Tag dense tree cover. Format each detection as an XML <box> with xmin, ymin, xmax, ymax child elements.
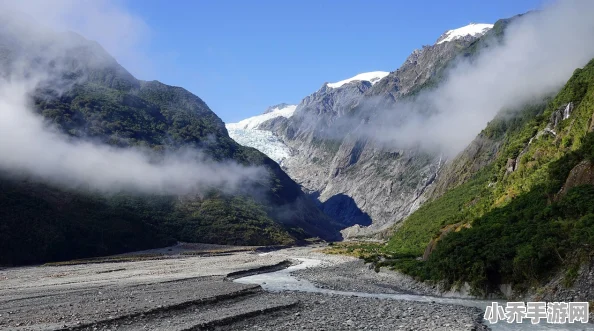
<box><xmin>0</xmin><ymin>176</ymin><xmax>295</xmax><ymax>265</ymax></box>
<box><xmin>0</xmin><ymin>37</ymin><xmax>337</xmax><ymax>266</ymax></box>
<box><xmin>0</xmin><ymin>177</ymin><xmax>174</xmax><ymax>265</ymax></box>
<box><xmin>380</xmin><ymin>58</ymin><xmax>594</xmax><ymax>296</ymax></box>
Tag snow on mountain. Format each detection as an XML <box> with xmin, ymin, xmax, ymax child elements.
<box><xmin>436</xmin><ymin>23</ymin><xmax>493</xmax><ymax>44</ymax></box>
<box><xmin>326</xmin><ymin>71</ymin><xmax>390</xmax><ymax>89</ymax></box>
<box><xmin>226</xmin><ymin>104</ymin><xmax>296</xmax><ymax>130</ymax></box>
<box><xmin>226</xmin><ymin>104</ymin><xmax>296</xmax><ymax>164</ymax></box>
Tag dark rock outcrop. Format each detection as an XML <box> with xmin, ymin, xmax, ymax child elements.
<box><xmin>557</xmin><ymin>160</ymin><xmax>594</xmax><ymax>199</ymax></box>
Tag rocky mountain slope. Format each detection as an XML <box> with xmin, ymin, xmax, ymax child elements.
<box><xmin>234</xmin><ymin>24</ymin><xmax>495</xmax><ymax>237</ymax></box>
<box><xmin>0</xmin><ymin>25</ymin><xmax>340</xmax><ymax>265</ymax></box>
<box><xmin>382</xmin><ymin>57</ymin><xmax>594</xmax><ymax>297</ymax></box>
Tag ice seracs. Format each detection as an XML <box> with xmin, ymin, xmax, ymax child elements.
<box><xmin>226</xmin><ymin>104</ymin><xmax>296</xmax><ymax>164</ymax></box>
<box><xmin>326</xmin><ymin>71</ymin><xmax>390</xmax><ymax>89</ymax></box>
<box><xmin>436</xmin><ymin>23</ymin><xmax>493</xmax><ymax>44</ymax></box>
<box><xmin>226</xmin><ymin>128</ymin><xmax>292</xmax><ymax>164</ymax></box>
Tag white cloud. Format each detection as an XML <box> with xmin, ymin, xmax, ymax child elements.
<box><xmin>1</xmin><ymin>0</ymin><xmax>153</xmax><ymax>78</ymax></box>
<box><xmin>0</xmin><ymin>1</ymin><xmax>268</xmax><ymax>196</ymax></box>
<box><xmin>359</xmin><ymin>0</ymin><xmax>594</xmax><ymax>156</ymax></box>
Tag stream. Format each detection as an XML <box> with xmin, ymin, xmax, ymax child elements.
<box><xmin>235</xmin><ymin>257</ymin><xmax>593</xmax><ymax>331</ymax></box>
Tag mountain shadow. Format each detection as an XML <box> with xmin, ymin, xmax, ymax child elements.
<box><xmin>310</xmin><ymin>192</ymin><xmax>372</xmax><ymax>229</ymax></box>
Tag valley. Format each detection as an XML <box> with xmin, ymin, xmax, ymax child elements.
<box><xmin>3</xmin><ymin>0</ymin><xmax>594</xmax><ymax>330</ymax></box>
<box><xmin>0</xmin><ymin>245</ymin><xmax>488</xmax><ymax>331</ymax></box>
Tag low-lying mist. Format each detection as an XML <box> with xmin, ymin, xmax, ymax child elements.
<box><xmin>0</xmin><ymin>2</ymin><xmax>268</xmax><ymax>197</ymax></box>
<box><xmin>0</xmin><ymin>77</ymin><xmax>267</xmax><ymax>195</ymax></box>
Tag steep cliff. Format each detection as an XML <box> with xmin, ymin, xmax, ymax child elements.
<box><xmin>253</xmin><ymin>27</ymin><xmax>493</xmax><ymax>237</ymax></box>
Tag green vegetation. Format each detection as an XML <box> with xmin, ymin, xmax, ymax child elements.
<box><xmin>166</xmin><ymin>195</ymin><xmax>295</xmax><ymax>246</ymax></box>
<box><xmin>0</xmin><ymin>177</ymin><xmax>295</xmax><ymax>265</ymax></box>
<box><xmin>386</xmin><ymin>100</ymin><xmax>550</xmax><ymax>258</ymax></box>
<box><xmin>385</xmin><ymin>169</ymin><xmax>494</xmax><ymax>257</ymax></box>
<box><xmin>36</xmin><ymin>81</ymin><xmax>238</xmax><ymax>160</ymax></box>
<box><xmin>380</xmin><ymin>58</ymin><xmax>594</xmax><ymax>296</ymax></box>
<box><xmin>322</xmin><ymin>241</ymin><xmax>384</xmax><ymax>260</ymax></box>
<box><xmin>0</xmin><ymin>42</ymin><xmax>336</xmax><ymax>266</ymax></box>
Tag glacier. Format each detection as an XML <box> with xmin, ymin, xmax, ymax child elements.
<box><xmin>226</xmin><ymin>104</ymin><xmax>296</xmax><ymax>164</ymax></box>
<box><xmin>225</xmin><ymin>69</ymin><xmax>390</xmax><ymax>165</ymax></box>
<box><xmin>227</xmin><ymin>128</ymin><xmax>292</xmax><ymax>165</ymax></box>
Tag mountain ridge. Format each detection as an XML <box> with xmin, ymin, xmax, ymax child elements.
<box><xmin>436</xmin><ymin>23</ymin><xmax>494</xmax><ymax>44</ymax></box>
<box><xmin>0</xmin><ymin>27</ymin><xmax>341</xmax><ymax>265</ymax></box>
<box><xmin>236</xmin><ymin>25</ymin><xmax>492</xmax><ymax>235</ymax></box>
<box><xmin>326</xmin><ymin>71</ymin><xmax>390</xmax><ymax>89</ymax></box>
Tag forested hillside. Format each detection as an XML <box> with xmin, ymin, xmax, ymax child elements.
<box><xmin>0</xmin><ymin>31</ymin><xmax>339</xmax><ymax>266</ymax></box>
<box><xmin>382</xmin><ymin>58</ymin><xmax>594</xmax><ymax>296</ymax></box>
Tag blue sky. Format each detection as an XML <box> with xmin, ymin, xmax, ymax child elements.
<box><xmin>124</xmin><ymin>0</ymin><xmax>543</xmax><ymax>123</ymax></box>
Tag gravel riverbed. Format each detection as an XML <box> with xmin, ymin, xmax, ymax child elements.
<box><xmin>210</xmin><ymin>291</ymin><xmax>487</xmax><ymax>331</ymax></box>
<box><xmin>0</xmin><ymin>245</ymin><xmax>488</xmax><ymax>331</ymax></box>
<box><xmin>292</xmin><ymin>254</ymin><xmax>442</xmax><ymax>296</ymax></box>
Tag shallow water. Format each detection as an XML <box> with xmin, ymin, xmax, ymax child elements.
<box><xmin>235</xmin><ymin>258</ymin><xmax>593</xmax><ymax>331</ymax></box>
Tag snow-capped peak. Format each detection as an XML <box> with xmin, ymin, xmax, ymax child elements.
<box><xmin>436</xmin><ymin>23</ymin><xmax>493</xmax><ymax>45</ymax></box>
<box><xmin>226</xmin><ymin>104</ymin><xmax>296</xmax><ymax>130</ymax></box>
<box><xmin>326</xmin><ymin>71</ymin><xmax>390</xmax><ymax>89</ymax></box>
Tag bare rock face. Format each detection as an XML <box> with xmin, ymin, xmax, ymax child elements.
<box><xmin>423</xmin><ymin>132</ymin><xmax>502</xmax><ymax>201</ymax></box>
<box><xmin>556</xmin><ymin>160</ymin><xmax>594</xmax><ymax>199</ymax></box>
<box><xmin>263</xmin><ymin>103</ymin><xmax>290</xmax><ymax>114</ymax></box>
<box><xmin>535</xmin><ymin>254</ymin><xmax>594</xmax><ymax>316</ymax></box>
<box><xmin>367</xmin><ymin>41</ymin><xmax>472</xmax><ymax>100</ymax></box>
<box><xmin>255</xmin><ymin>38</ymin><xmax>481</xmax><ymax>237</ymax></box>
